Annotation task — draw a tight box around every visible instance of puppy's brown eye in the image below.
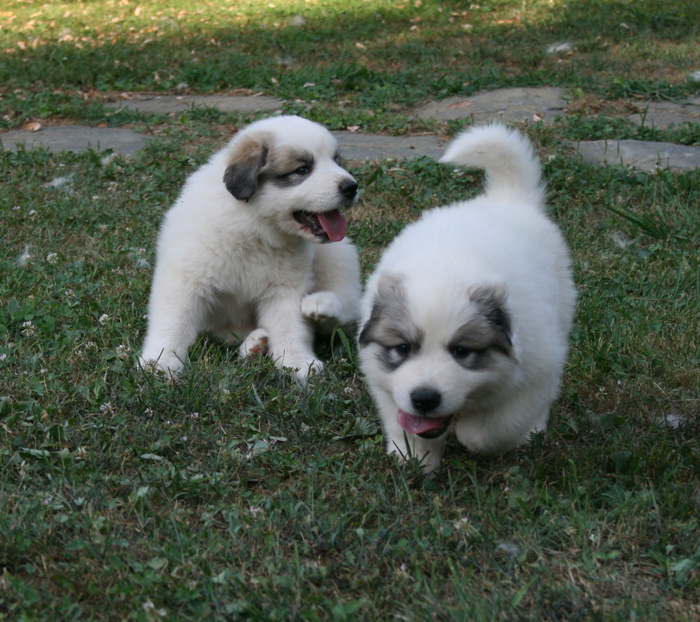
[451,345,472,359]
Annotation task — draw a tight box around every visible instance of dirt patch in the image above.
[567,94,639,117]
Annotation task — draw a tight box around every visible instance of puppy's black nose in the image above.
[411,388,441,413]
[339,179,358,200]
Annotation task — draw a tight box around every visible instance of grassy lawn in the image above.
[1,0,699,620]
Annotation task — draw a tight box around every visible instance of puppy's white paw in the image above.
[239,328,269,358]
[138,355,180,380]
[282,357,324,385]
[301,292,343,321]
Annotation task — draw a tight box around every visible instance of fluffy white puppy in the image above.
[140,115,361,383]
[358,124,576,473]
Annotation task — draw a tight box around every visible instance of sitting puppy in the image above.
[140,115,361,383]
[358,124,576,472]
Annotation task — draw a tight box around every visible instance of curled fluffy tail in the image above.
[439,124,545,209]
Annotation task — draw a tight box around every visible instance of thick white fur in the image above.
[140,115,361,383]
[358,124,576,473]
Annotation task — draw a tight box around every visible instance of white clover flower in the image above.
[46,252,58,264]
[98,314,110,324]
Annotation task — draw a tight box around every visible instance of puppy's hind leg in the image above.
[302,239,361,329]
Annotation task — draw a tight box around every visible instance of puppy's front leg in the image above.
[381,414,446,474]
[257,289,322,383]
[303,239,361,326]
[386,430,446,475]
[140,285,203,377]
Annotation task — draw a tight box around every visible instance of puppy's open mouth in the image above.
[397,410,452,439]
[293,209,347,242]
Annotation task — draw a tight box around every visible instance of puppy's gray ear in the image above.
[223,135,269,201]
[468,284,513,354]
[358,274,407,347]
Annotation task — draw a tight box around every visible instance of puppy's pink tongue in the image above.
[397,410,449,436]
[317,210,347,242]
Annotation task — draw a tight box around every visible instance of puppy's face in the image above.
[359,274,520,439]
[222,117,357,243]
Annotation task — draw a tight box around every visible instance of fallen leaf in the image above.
[447,100,474,110]
[347,125,360,132]
[22,121,41,132]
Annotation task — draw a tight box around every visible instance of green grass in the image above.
[1,0,699,132]
[1,0,700,620]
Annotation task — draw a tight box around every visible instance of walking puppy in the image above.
[140,115,361,383]
[358,124,576,472]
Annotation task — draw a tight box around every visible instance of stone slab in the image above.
[627,99,700,129]
[414,87,567,125]
[0,126,151,156]
[333,131,444,161]
[104,94,284,115]
[572,139,700,173]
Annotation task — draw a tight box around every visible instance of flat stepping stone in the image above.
[627,97,700,129]
[0,125,151,156]
[573,139,700,173]
[414,87,567,124]
[104,94,283,115]
[333,131,444,160]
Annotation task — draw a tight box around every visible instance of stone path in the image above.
[573,139,700,173]
[1,87,699,171]
[414,87,568,125]
[0,126,151,157]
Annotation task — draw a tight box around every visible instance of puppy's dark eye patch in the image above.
[376,337,419,372]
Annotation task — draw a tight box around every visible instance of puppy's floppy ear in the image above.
[359,273,407,347]
[468,284,513,354]
[223,134,270,201]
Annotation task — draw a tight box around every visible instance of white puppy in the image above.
[140,115,361,383]
[358,124,576,473]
